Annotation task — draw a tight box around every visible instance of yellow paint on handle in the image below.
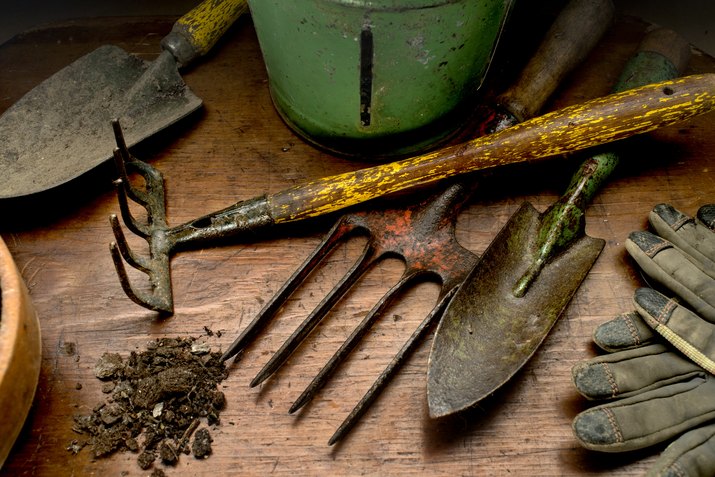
[268,74,715,222]
[175,0,249,57]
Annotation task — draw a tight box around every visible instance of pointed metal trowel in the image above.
[426,27,693,418]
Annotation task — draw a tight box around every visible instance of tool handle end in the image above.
[497,0,615,122]
[162,0,249,67]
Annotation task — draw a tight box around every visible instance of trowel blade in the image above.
[0,45,201,199]
[426,202,604,418]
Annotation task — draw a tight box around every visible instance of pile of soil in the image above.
[69,337,228,474]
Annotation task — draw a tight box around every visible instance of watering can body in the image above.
[248,0,514,157]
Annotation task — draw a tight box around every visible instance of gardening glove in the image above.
[628,203,715,324]
[571,203,715,476]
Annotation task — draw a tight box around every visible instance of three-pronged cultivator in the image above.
[109,120,174,312]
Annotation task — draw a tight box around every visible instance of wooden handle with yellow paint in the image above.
[269,74,715,221]
[160,0,249,67]
[168,74,715,250]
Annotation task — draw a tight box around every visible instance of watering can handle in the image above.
[161,0,250,68]
[497,0,615,122]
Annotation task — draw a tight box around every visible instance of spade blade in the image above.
[0,45,201,199]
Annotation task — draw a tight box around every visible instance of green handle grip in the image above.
[161,0,249,67]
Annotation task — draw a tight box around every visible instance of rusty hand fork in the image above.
[216,0,620,444]
[220,179,479,442]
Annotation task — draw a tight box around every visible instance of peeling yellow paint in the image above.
[175,0,249,56]
[268,75,715,223]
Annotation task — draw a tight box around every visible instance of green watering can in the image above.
[248,0,514,157]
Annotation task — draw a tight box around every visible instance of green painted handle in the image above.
[512,28,692,298]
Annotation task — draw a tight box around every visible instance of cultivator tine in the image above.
[107,119,174,313]
[109,214,151,273]
[250,242,378,387]
[112,176,150,239]
[111,122,149,207]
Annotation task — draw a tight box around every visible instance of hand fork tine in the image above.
[219,217,374,363]
[328,287,458,446]
[250,243,377,387]
[288,271,421,414]
[224,180,479,443]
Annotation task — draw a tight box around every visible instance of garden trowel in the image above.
[0,0,248,199]
[426,28,693,418]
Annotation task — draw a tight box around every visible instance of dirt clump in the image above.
[70,337,228,472]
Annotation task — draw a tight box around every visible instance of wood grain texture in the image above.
[0,10,714,477]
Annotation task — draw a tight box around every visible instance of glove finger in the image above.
[572,343,703,400]
[627,231,715,322]
[647,422,715,477]
[649,203,715,272]
[593,310,656,352]
[634,287,715,375]
[698,204,715,230]
[572,377,715,452]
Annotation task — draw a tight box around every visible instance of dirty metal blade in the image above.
[0,46,201,199]
[0,0,249,200]
[425,26,691,419]
[426,202,604,417]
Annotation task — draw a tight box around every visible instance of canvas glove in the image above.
[571,203,715,476]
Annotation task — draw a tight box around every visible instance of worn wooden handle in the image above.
[269,74,715,222]
[497,0,615,122]
[161,0,249,66]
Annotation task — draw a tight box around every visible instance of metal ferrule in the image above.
[169,195,275,246]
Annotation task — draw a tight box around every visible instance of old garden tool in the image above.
[427,28,694,419]
[0,0,248,199]
[219,0,615,445]
[109,73,715,314]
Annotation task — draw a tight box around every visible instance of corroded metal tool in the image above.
[0,0,248,199]
[110,73,715,314]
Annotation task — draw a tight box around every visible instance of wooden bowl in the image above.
[0,236,40,468]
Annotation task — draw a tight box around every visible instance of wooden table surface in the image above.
[0,9,714,477]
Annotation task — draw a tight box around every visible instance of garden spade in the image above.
[426,28,693,418]
[0,0,248,199]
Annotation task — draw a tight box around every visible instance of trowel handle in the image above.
[161,0,249,68]
[496,0,614,122]
[511,28,692,297]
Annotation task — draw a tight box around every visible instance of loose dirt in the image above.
[69,336,228,473]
